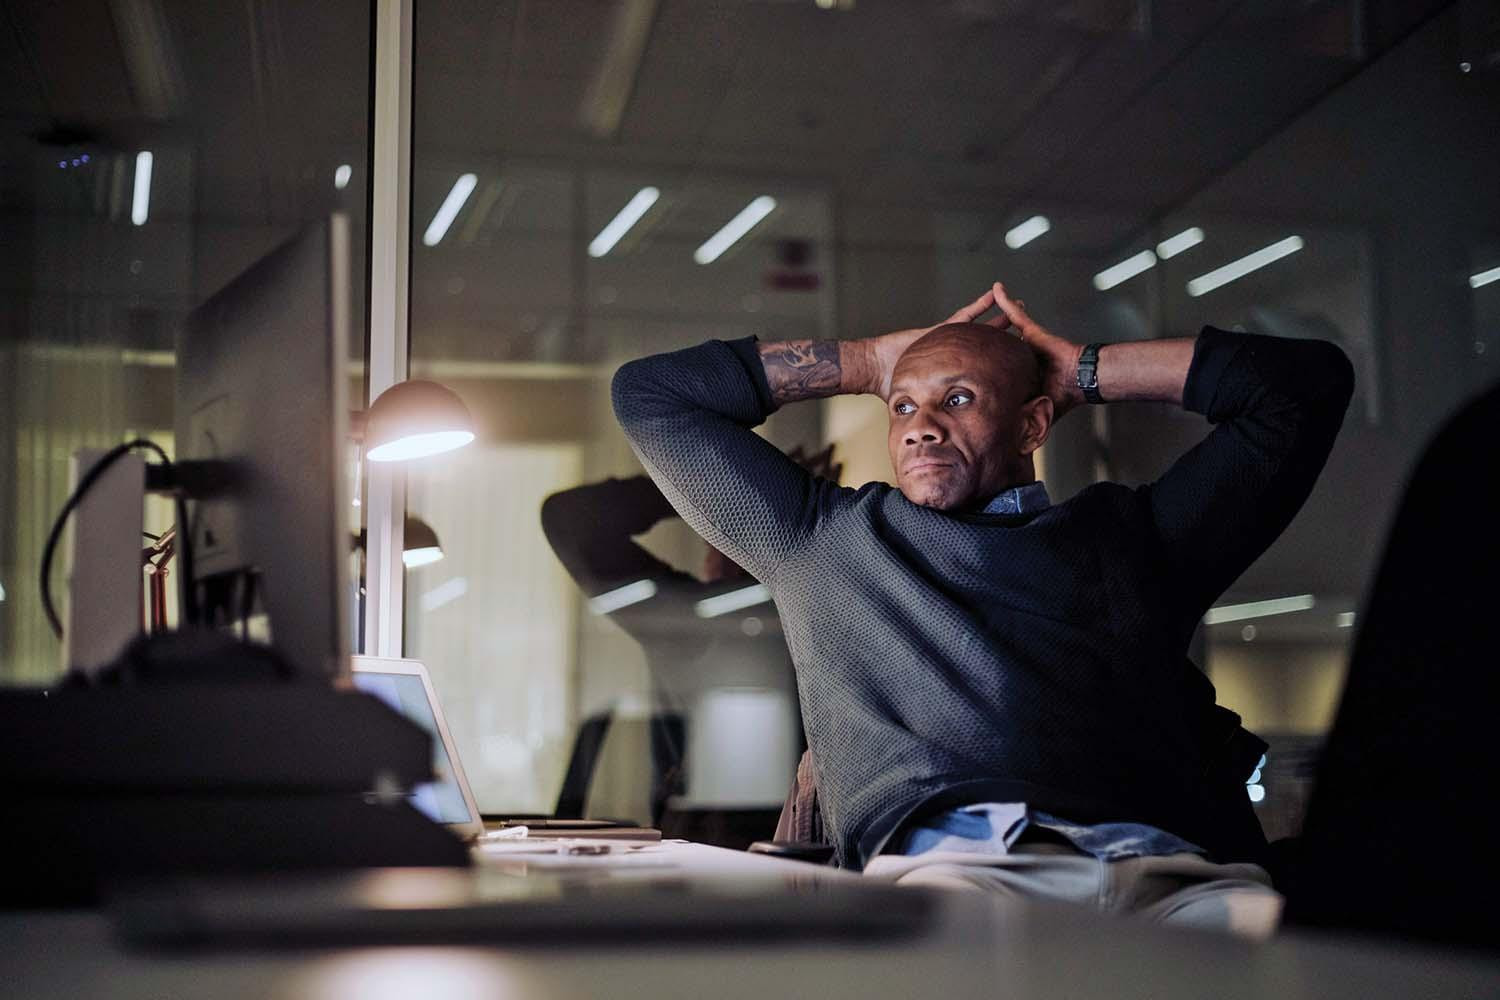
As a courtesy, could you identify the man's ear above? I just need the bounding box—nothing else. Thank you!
[1018,395,1054,456]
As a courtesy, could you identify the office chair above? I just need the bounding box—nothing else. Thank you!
[1282,381,1500,952]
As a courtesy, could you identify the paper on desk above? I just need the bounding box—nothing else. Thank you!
[477,837,663,856]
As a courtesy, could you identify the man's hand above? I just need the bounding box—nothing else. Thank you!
[864,289,1010,399]
[984,282,1086,420]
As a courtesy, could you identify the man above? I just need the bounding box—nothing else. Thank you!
[612,282,1353,934]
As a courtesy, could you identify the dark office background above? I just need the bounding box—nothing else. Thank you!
[2,0,1497,835]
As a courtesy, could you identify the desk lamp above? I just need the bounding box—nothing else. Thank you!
[348,377,474,510]
[353,516,444,569]
[399,516,444,567]
[361,380,475,462]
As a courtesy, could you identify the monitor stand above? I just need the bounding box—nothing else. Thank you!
[0,631,470,906]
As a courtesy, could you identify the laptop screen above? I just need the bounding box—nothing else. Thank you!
[350,670,474,825]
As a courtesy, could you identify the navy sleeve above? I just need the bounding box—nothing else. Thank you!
[611,337,837,586]
[540,476,686,598]
[1142,328,1355,622]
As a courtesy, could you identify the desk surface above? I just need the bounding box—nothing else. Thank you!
[5,842,1497,1000]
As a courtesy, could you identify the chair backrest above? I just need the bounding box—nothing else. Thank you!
[1285,382,1500,951]
[553,713,614,819]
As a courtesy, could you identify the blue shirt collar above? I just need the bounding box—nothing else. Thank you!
[981,480,1051,515]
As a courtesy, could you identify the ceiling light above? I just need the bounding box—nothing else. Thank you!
[589,579,658,615]
[1093,250,1157,291]
[1156,227,1204,259]
[695,196,776,265]
[131,151,153,226]
[1336,611,1357,628]
[334,164,352,190]
[1470,265,1500,289]
[1187,236,1303,297]
[1203,593,1315,626]
[695,583,772,618]
[364,380,476,462]
[589,186,660,258]
[1004,215,1050,249]
[0,578,6,602]
[422,173,478,247]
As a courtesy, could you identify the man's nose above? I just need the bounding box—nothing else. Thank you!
[903,414,947,447]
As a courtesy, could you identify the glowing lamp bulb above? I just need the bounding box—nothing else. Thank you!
[363,380,476,463]
[402,546,444,568]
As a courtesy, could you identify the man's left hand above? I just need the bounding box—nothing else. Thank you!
[989,282,1086,419]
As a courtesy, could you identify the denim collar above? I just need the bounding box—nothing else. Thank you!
[981,480,1051,515]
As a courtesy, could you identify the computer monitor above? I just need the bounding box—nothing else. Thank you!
[174,216,352,679]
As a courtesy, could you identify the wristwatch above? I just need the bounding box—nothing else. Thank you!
[1076,343,1104,404]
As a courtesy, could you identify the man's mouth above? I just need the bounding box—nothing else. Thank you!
[904,459,953,476]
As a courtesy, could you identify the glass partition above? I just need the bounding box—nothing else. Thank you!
[0,1,372,682]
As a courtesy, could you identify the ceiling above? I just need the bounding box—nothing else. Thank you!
[1,0,1467,235]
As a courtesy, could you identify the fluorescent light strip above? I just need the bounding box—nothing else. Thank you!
[422,173,478,247]
[334,164,352,190]
[1156,227,1204,260]
[1203,594,1315,626]
[0,578,6,602]
[420,576,468,612]
[694,583,772,618]
[1336,611,1357,628]
[589,579,657,615]
[1004,215,1050,249]
[1187,236,1304,297]
[1470,265,1500,289]
[131,151,153,226]
[589,186,660,258]
[1093,249,1157,291]
[694,196,776,265]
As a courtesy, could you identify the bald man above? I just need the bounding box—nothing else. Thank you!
[612,283,1353,936]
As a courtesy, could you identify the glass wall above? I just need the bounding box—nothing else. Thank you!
[4,0,1496,850]
[0,0,372,682]
[400,0,1499,844]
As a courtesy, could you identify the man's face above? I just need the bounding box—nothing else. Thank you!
[886,326,1044,511]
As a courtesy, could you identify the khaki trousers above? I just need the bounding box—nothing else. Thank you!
[864,841,1283,940]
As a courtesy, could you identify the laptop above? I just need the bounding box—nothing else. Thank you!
[350,656,485,843]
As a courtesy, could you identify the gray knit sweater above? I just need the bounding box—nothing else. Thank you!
[612,329,1353,869]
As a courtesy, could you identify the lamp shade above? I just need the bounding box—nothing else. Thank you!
[365,379,475,462]
[400,515,444,568]
[352,516,444,568]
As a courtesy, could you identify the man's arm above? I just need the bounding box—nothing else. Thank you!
[755,290,1005,405]
[539,476,686,598]
[613,293,1002,583]
[989,282,1355,623]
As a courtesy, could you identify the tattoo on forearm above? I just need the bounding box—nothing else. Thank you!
[759,340,842,404]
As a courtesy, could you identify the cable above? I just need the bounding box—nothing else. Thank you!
[39,439,172,640]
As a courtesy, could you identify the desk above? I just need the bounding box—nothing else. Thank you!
[4,842,1497,999]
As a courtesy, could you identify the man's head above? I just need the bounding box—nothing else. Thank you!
[886,323,1053,511]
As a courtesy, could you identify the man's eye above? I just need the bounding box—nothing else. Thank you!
[893,401,915,415]
[945,392,972,407]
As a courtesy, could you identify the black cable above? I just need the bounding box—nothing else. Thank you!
[38,438,172,640]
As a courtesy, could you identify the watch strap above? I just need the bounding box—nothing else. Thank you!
[1076,343,1104,404]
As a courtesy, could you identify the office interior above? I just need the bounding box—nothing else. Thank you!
[2,0,1498,994]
